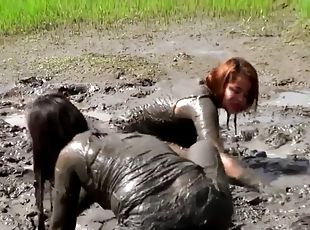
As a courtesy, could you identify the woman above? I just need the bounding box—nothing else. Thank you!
[26,93,89,230]
[110,57,263,190]
[27,93,233,230]
[50,131,233,230]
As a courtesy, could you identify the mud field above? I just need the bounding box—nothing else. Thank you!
[0,19,309,229]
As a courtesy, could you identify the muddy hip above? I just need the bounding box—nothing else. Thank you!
[119,169,233,230]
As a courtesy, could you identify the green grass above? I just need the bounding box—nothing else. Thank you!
[0,0,309,35]
[294,0,310,18]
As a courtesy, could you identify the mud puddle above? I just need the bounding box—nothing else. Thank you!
[219,90,310,158]
[3,114,26,128]
[262,90,310,107]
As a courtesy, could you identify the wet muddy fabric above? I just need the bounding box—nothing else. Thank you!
[110,85,220,148]
[52,130,232,229]
[122,169,232,230]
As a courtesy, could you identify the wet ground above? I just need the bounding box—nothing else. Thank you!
[0,18,309,229]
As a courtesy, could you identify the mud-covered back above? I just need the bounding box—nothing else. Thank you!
[75,131,201,218]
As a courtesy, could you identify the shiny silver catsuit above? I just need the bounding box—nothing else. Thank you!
[110,84,224,151]
[109,82,267,193]
[50,130,233,230]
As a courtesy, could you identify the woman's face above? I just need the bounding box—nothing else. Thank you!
[222,76,251,114]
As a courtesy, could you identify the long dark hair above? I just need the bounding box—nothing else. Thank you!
[26,93,88,229]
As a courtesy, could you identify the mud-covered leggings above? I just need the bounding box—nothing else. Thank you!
[49,134,232,230]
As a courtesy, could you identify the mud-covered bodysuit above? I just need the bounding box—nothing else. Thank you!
[50,130,233,230]
[110,84,225,150]
[109,83,268,192]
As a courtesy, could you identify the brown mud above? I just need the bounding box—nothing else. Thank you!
[0,18,309,229]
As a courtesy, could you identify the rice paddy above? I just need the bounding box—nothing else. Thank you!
[0,0,309,35]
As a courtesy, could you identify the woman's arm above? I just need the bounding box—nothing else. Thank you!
[220,152,270,190]
[50,132,100,230]
[169,143,268,191]
[50,148,82,230]
[174,95,225,152]
[186,140,230,195]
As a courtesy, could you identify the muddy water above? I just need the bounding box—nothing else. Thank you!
[261,90,310,107]
[3,114,26,128]
[1,85,309,229]
[219,90,310,189]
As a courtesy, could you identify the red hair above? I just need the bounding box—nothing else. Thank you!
[203,57,259,110]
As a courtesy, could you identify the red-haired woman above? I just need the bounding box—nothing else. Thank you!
[111,57,265,190]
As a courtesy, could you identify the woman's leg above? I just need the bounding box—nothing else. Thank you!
[49,148,83,230]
